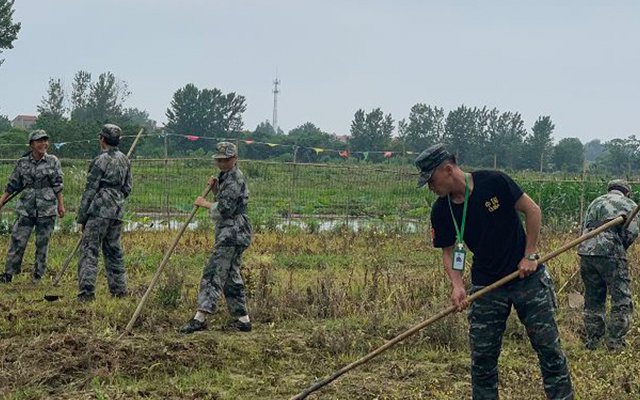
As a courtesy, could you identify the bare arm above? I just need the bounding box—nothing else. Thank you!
[442,245,468,311]
[514,193,541,278]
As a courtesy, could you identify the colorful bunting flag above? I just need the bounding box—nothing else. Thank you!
[339,150,349,158]
[53,143,66,149]
[186,135,199,141]
[313,148,324,154]
[245,139,254,144]
[384,151,393,158]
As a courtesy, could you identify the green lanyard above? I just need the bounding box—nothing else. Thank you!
[448,173,469,247]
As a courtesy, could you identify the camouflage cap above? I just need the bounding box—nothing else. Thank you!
[213,141,238,159]
[414,143,454,188]
[608,179,632,195]
[28,129,48,143]
[99,124,122,141]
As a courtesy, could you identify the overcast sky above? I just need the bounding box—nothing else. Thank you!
[1,1,638,143]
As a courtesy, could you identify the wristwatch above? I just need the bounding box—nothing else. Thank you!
[525,253,540,261]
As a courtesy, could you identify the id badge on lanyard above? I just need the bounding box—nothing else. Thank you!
[452,242,466,271]
[448,173,470,272]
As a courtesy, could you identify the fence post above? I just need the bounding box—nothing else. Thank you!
[289,146,298,229]
[579,160,587,231]
[163,131,171,223]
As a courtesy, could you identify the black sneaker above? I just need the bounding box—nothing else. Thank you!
[0,273,12,283]
[179,318,207,334]
[111,290,128,298]
[223,320,252,332]
[31,275,41,284]
[77,293,95,302]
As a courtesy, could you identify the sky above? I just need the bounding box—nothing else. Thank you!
[0,0,639,143]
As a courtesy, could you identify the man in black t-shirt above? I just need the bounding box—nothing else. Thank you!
[416,144,574,400]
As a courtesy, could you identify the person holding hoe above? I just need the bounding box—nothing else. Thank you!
[417,144,574,399]
[179,141,253,334]
[76,124,132,301]
[0,129,64,284]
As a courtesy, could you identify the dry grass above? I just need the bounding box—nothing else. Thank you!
[0,229,639,399]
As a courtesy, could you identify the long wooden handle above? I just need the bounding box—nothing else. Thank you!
[126,128,145,158]
[52,237,83,286]
[118,181,217,339]
[288,216,625,400]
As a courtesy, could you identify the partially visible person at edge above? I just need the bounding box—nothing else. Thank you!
[76,124,132,301]
[0,130,64,284]
[577,179,638,351]
[179,141,253,334]
[417,143,574,400]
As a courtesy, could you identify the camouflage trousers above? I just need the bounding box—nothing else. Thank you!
[197,244,249,317]
[4,215,56,280]
[77,217,127,297]
[468,268,573,400]
[579,256,633,347]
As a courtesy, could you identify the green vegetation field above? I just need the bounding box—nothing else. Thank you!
[0,159,622,231]
[1,229,639,399]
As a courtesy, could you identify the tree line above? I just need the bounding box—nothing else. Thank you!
[0,71,635,175]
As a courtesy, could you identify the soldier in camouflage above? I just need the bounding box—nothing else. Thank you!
[577,179,639,350]
[180,141,253,334]
[76,124,132,301]
[0,130,64,283]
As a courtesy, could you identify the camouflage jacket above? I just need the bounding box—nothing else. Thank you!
[578,190,639,259]
[77,148,132,224]
[5,153,63,217]
[211,165,252,247]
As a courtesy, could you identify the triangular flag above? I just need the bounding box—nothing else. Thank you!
[384,151,393,158]
[245,139,254,144]
[339,150,349,158]
[186,135,199,141]
[313,148,324,154]
[266,143,279,147]
[53,143,66,149]
[362,152,368,161]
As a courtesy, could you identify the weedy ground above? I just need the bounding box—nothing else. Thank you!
[0,228,639,399]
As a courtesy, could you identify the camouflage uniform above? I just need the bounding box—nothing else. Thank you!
[3,148,63,280]
[577,181,639,349]
[469,268,573,400]
[196,164,252,318]
[76,125,132,298]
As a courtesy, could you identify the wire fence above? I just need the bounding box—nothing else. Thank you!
[0,158,625,233]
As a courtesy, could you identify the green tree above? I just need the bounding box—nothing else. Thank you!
[0,0,20,67]
[443,105,489,166]
[285,122,345,163]
[487,111,527,169]
[71,70,91,113]
[349,108,393,152]
[584,139,604,163]
[595,136,640,175]
[165,83,247,153]
[37,78,67,120]
[398,104,444,152]
[552,137,584,172]
[70,71,130,124]
[523,116,554,171]
[0,113,10,132]
[119,107,156,131]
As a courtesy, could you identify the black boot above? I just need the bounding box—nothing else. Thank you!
[0,273,12,283]
[179,318,207,334]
